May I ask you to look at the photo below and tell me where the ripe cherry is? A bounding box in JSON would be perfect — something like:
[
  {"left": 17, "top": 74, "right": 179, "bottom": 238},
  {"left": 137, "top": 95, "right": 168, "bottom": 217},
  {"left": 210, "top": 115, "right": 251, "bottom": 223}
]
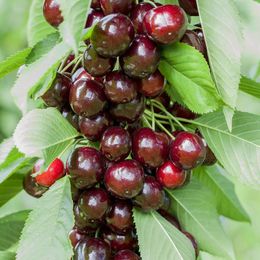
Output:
[
  {"left": 67, "top": 147, "right": 104, "bottom": 189},
  {"left": 85, "top": 8, "right": 104, "bottom": 29},
  {"left": 134, "top": 176, "right": 165, "bottom": 211},
  {"left": 143, "top": 4, "right": 188, "bottom": 45},
  {"left": 179, "top": 0, "right": 198, "bottom": 16},
  {"left": 104, "top": 71, "right": 137, "bottom": 104},
  {"left": 43, "top": 0, "right": 63, "bottom": 27},
  {"left": 156, "top": 161, "right": 186, "bottom": 189},
  {"left": 158, "top": 209, "right": 181, "bottom": 230},
  {"left": 183, "top": 231, "right": 199, "bottom": 257},
  {"left": 91, "top": 14, "right": 135, "bottom": 58},
  {"left": 170, "top": 132, "right": 206, "bottom": 170},
  {"left": 114, "top": 250, "right": 140, "bottom": 260},
  {"left": 91, "top": 0, "right": 101, "bottom": 10},
  {"left": 72, "top": 68, "right": 92, "bottom": 83},
  {"left": 105, "top": 160, "right": 144, "bottom": 199},
  {"left": 35, "top": 158, "right": 64, "bottom": 187},
  {"left": 170, "top": 102, "right": 197, "bottom": 120},
  {"left": 120, "top": 35, "right": 160, "bottom": 78},
  {"left": 160, "top": 193, "right": 171, "bottom": 212},
  {"left": 101, "top": 126, "right": 131, "bottom": 162},
  {"left": 69, "top": 79, "right": 107, "bottom": 118},
  {"left": 100, "top": 0, "right": 135, "bottom": 15},
  {"left": 132, "top": 128, "right": 169, "bottom": 168},
  {"left": 69, "top": 228, "right": 87, "bottom": 248},
  {"left": 61, "top": 107, "right": 79, "bottom": 130}
]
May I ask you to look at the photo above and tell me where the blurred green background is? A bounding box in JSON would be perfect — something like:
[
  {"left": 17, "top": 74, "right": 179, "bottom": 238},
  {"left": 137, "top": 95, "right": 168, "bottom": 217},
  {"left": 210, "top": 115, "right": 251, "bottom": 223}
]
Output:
[{"left": 0, "top": 0, "right": 259, "bottom": 259}]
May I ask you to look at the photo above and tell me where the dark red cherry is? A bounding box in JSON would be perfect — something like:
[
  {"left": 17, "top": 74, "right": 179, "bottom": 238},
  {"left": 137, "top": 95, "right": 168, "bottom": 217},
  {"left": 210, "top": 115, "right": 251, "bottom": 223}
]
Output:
[
  {"left": 114, "top": 250, "right": 140, "bottom": 260},
  {"left": 158, "top": 209, "right": 181, "bottom": 230},
  {"left": 132, "top": 128, "right": 169, "bottom": 168},
  {"left": 170, "top": 132, "right": 206, "bottom": 170},
  {"left": 63, "top": 54, "right": 75, "bottom": 73},
  {"left": 156, "top": 161, "right": 186, "bottom": 189},
  {"left": 91, "top": 14, "right": 135, "bottom": 58},
  {"left": 109, "top": 94, "right": 145, "bottom": 123},
  {"left": 83, "top": 45, "right": 116, "bottom": 77},
  {"left": 143, "top": 5, "right": 188, "bottom": 45},
  {"left": 42, "top": 73, "right": 71, "bottom": 108},
  {"left": 106, "top": 200, "right": 133, "bottom": 234},
  {"left": 138, "top": 70, "right": 165, "bottom": 98},
  {"left": 71, "top": 182, "right": 81, "bottom": 202},
  {"left": 170, "top": 102, "right": 197, "bottom": 120},
  {"left": 179, "top": 0, "right": 198, "bottom": 16},
  {"left": 134, "top": 176, "right": 165, "bottom": 211},
  {"left": 120, "top": 35, "right": 160, "bottom": 78},
  {"left": 74, "top": 238, "right": 111, "bottom": 260},
  {"left": 131, "top": 3, "right": 154, "bottom": 34},
  {"left": 159, "top": 193, "right": 171, "bottom": 212},
  {"left": 69, "top": 228, "right": 87, "bottom": 248},
  {"left": 61, "top": 107, "right": 79, "bottom": 130},
  {"left": 43, "top": 0, "right": 63, "bottom": 27},
  {"left": 127, "top": 120, "right": 142, "bottom": 135},
  {"left": 101, "top": 126, "right": 131, "bottom": 162},
  {"left": 104, "top": 71, "right": 137, "bottom": 104},
  {"left": 91, "top": 0, "right": 101, "bottom": 10},
  {"left": 85, "top": 8, "right": 104, "bottom": 28},
  {"left": 183, "top": 231, "right": 199, "bottom": 257},
  {"left": 69, "top": 79, "right": 107, "bottom": 118},
  {"left": 105, "top": 160, "right": 144, "bottom": 199},
  {"left": 100, "top": 0, "right": 135, "bottom": 15},
  {"left": 79, "top": 113, "right": 112, "bottom": 141},
  {"left": 72, "top": 68, "right": 92, "bottom": 83},
  {"left": 67, "top": 147, "right": 104, "bottom": 189}
]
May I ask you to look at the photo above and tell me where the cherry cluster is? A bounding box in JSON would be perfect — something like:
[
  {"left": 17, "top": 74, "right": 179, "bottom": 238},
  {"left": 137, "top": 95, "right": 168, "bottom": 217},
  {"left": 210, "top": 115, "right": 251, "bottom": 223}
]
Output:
[{"left": 22, "top": 0, "right": 217, "bottom": 259}]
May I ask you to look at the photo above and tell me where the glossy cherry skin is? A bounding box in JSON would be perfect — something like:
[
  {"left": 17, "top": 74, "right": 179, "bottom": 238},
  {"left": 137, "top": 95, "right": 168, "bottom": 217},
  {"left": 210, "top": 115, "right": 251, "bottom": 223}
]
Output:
[
  {"left": 67, "top": 147, "right": 104, "bottom": 189},
  {"left": 101, "top": 126, "right": 131, "bottom": 162},
  {"left": 72, "top": 68, "right": 92, "bottom": 84},
  {"left": 79, "top": 113, "right": 112, "bottom": 141},
  {"left": 109, "top": 94, "right": 145, "bottom": 123},
  {"left": 138, "top": 70, "right": 165, "bottom": 98},
  {"left": 69, "top": 79, "right": 107, "bottom": 118},
  {"left": 156, "top": 161, "right": 186, "bottom": 189},
  {"left": 179, "top": 0, "right": 198, "bottom": 16},
  {"left": 131, "top": 3, "right": 154, "bottom": 34},
  {"left": 85, "top": 8, "right": 104, "bottom": 28},
  {"left": 114, "top": 250, "right": 140, "bottom": 260},
  {"left": 100, "top": 0, "right": 135, "bottom": 15},
  {"left": 91, "top": 14, "right": 135, "bottom": 58},
  {"left": 106, "top": 200, "right": 133, "bottom": 234},
  {"left": 69, "top": 228, "right": 87, "bottom": 248},
  {"left": 120, "top": 35, "right": 160, "bottom": 79},
  {"left": 158, "top": 209, "right": 181, "bottom": 230},
  {"left": 43, "top": 0, "right": 63, "bottom": 27},
  {"left": 143, "top": 5, "right": 188, "bottom": 45},
  {"left": 183, "top": 231, "right": 199, "bottom": 257},
  {"left": 134, "top": 176, "right": 165, "bottom": 211},
  {"left": 35, "top": 159, "right": 65, "bottom": 187},
  {"left": 61, "top": 107, "right": 79, "bottom": 131},
  {"left": 42, "top": 73, "right": 71, "bottom": 108},
  {"left": 170, "top": 102, "right": 197, "bottom": 120},
  {"left": 91, "top": 0, "right": 101, "bottom": 10},
  {"left": 104, "top": 71, "right": 137, "bottom": 104},
  {"left": 170, "top": 132, "right": 206, "bottom": 170},
  {"left": 74, "top": 238, "right": 111, "bottom": 260},
  {"left": 132, "top": 128, "right": 169, "bottom": 168},
  {"left": 105, "top": 160, "right": 144, "bottom": 199}
]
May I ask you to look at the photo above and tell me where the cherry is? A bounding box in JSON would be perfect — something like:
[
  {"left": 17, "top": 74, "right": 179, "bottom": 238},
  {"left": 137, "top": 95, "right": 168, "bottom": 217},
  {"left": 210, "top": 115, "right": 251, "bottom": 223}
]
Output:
[
  {"left": 69, "top": 79, "right": 107, "bottom": 118},
  {"left": 170, "top": 102, "right": 197, "bottom": 120},
  {"left": 35, "top": 158, "right": 64, "bottom": 187},
  {"left": 71, "top": 182, "right": 81, "bottom": 202},
  {"left": 156, "top": 161, "right": 186, "bottom": 189},
  {"left": 114, "top": 250, "right": 140, "bottom": 260},
  {"left": 170, "top": 132, "right": 206, "bottom": 170},
  {"left": 143, "top": 5, "right": 188, "bottom": 45},
  {"left": 106, "top": 200, "right": 133, "bottom": 234},
  {"left": 67, "top": 147, "right": 104, "bottom": 189},
  {"left": 100, "top": 0, "right": 135, "bottom": 15},
  {"left": 158, "top": 209, "right": 181, "bottom": 230},
  {"left": 101, "top": 126, "right": 131, "bottom": 162},
  {"left": 61, "top": 107, "right": 79, "bottom": 131},
  {"left": 120, "top": 35, "right": 160, "bottom": 78},
  {"left": 43, "top": 0, "right": 63, "bottom": 27},
  {"left": 132, "top": 128, "right": 169, "bottom": 168},
  {"left": 104, "top": 71, "right": 137, "bottom": 104},
  {"left": 183, "top": 231, "right": 199, "bottom": 257},
  {"left": 160, "top": 193, "right": 171, "bottom": 212},
  {"left": 179, "top": 0, "right": 198, "bottom": 16},
  {"left": 72, "top": 68, "right": 92, "bottom": 83},
  {"left": 79, "top": 113, "right": 112, "bottom": 141},
  {"left": 109, "top": 94, "right": 145, "bottom": 123},
  {"left": 85, "top": 8, "right": 104, "bottom": 29},
  {"left": 127, "top": 120, "right": 142, "bottom": 135},
  {"left": 83, "top": 45, "right": 116, "bottom": 77},
  {"left": 42, "top": 73, "right": 71, "bottom": 108},
  {"left": 69, "top": 228, "right": 87, "bottom": 248},
  {"left": 138, "top": 70, "right": 165, "bottom": 98},
  {"left": 131, "top": 3, "right": 154, "bottom": 34},
  {"left": 105, "top": 160, "right": 144, "bottom": 199},
  {"left": 91, "top": 14, "right": 135, "bottom": 58},
  {"left": 91, "top": 0, "right": 101, "bottom": 10},
  {"left": 74, "top": 238, "right": 111, "bottom": 260},
  {"left": 153, "top": 92, "right": 171, "bottom": 113},
  {"left": 134, "top": 176, "right": 165, "bottom": 211},
  {"left": 63, "top": 54, "right": 75, "bottom": 73}
]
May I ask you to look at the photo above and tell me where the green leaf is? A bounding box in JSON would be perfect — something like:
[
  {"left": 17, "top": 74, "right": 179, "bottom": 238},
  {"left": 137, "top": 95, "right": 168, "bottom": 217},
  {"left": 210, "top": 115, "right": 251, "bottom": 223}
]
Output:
[
  {"left": 193, "top": 165, "right": 250, "bottom": 222},
  {"left": 196, "top": 111, "right": 260, "bottom": 187},
  {"left": 0, "top": 251, "right": 15, "bottom": 260},
  {"left": 239, "top": 76, "right": 260, "bottom": 99},
  {"left": 0, "top": 48, "right": 31, "bottom": 79},
  {"left": 222, "top": 106, "right": 234, "bottom": 132},
  {"left": 133, "top": 208, "right": 195, "bottom": 260},
  {"left": 11, "top": 42, "right": 71, "bottom": 113},
  {"left": 27, "top": 0, "right": 56, "bottom": 46},
  {"left": 167, "top": 179, "right": 234, "bottom": 258},
  {"left": 13, "top": 108, "right": 79, "bottom": 160},
  {"left": 159, "top": 43, "right": 220, "bottom": 114},
  {"left": 197, "top": 0, "right": 241, "bottom": 109},
  {"left": 57, "top": 0, "right": 91, "bottom": 53},
  {"left": 155, "top": 0, "right": 179, "bottom": 4},
  {"left": 0, "top": 211, "right": 29, "bottom": 251},
  {"left": 17, "top": 176, "right": 74, "bottom": 260}
]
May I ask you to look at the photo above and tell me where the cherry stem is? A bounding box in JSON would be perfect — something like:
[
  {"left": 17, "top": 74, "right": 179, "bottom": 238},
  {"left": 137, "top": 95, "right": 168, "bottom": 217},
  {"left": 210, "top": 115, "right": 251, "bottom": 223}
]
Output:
[
  {"left": 151, "top": 103, "right": 155, "bottom": 131},
  {"left": 60, "top": 55, "right": 82, "bottom": 74},
  {"left": 142, "top": 115, "right": 153, "bottom": 129}
]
